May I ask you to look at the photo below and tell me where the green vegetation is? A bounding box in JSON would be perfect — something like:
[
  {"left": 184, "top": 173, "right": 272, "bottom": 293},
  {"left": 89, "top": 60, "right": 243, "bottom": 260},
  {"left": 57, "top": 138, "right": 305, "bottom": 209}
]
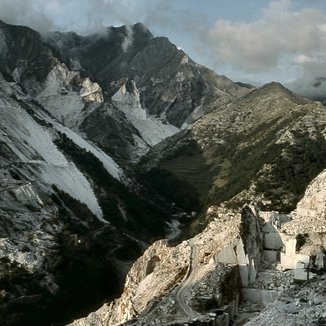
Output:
[
  {"left": 209, "top": 116, "right": 289, "bottom": 207},
  {"left": 255, "top": 130, "right": 326, "bottom": 211},
  {"left": 149, "top": 111, "right": 326, "bottom": 213},
  {"left": 141, "top": 168, "right": 201, "bottom": 212}
]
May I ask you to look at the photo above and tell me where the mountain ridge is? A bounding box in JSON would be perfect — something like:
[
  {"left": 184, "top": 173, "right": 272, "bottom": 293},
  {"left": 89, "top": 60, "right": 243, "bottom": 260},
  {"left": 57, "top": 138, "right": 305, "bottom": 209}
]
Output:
[
  {"left": 139, "top": 81, "right": 326, "bottom": 216},
  {"left": 46, "top": 22, "right": 250, "bottom": 128}
]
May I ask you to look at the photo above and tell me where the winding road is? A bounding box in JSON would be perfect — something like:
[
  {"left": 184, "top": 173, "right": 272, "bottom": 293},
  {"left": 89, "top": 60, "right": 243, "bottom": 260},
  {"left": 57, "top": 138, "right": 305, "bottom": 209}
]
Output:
[
  {"left": 174, "top": 241, "right": 201, "bottom": 322},
  {"left": 131, "top": 241, "right": 203, "bottom": 325}
]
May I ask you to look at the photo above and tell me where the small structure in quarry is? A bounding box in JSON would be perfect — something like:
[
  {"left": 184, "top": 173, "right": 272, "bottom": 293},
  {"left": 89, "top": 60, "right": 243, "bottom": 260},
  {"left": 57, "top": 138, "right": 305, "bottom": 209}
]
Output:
[{"left": 212, "top": 203, "right": 326, "bottom": 324}]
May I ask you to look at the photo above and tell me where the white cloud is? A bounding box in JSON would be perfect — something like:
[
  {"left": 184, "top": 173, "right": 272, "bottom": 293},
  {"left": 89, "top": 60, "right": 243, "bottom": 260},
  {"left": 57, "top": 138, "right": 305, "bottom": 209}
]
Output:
[
  {"left": 202, "top": 0, "right": 326, "bottom": 72},
  {"left": 45, "top": 0, "right": 64, "bottom": 14},
  {"left": 121, "top": 25, "right": 134, "bottom": 52},
  {"left": 0, "top": 0, "right": 55, "bottom": 33},
  {"left": 293, "top": 55, "right": 315, "bottom": 64},
  {"left": 287, "top": 57, "right": 326, "bottom": 99},
  {"left": 81, "top": 0, "right": 202, "bottom": 35}
]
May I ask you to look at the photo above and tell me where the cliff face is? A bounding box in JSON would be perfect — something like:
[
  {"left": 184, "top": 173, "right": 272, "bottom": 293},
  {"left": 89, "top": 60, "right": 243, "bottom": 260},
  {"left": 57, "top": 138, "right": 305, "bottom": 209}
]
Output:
[
  {"left": 70, "top": 205, "right": 262, "bottom": 325},
  {"left": 280, "top": 168, "right": 326, "bottom": 237},
  {"left": 295, "top": 169, "right": 326, "bottom": 220},
  {"left": 0, "top": 20, "right": 56, "bottom": 93}
]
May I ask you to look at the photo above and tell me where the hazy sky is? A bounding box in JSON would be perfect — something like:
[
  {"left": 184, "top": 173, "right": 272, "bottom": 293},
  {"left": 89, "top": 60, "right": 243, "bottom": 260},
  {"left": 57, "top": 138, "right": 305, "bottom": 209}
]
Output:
[{"left": 1, "top": 0, "right": 326, "bottom": 95}]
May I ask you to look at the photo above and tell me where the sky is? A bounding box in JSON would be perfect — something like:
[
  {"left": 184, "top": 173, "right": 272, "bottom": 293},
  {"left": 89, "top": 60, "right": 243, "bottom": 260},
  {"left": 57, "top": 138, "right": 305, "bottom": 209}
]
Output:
[{"left": 1, "top": 0, "right": 326, "bottom": 97}]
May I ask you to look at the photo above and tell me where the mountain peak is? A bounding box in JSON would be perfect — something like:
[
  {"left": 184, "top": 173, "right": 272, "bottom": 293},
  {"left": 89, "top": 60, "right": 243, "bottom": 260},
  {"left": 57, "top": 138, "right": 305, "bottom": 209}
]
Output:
[
  {"left": 252, "top": 81, "right": 313, "bottom": 105},
  {"left": 132, "top": 22, "right": 151, "bottom": 33},
  {"left": 262, "top": 81, "right": 285, "bottom": 89}
]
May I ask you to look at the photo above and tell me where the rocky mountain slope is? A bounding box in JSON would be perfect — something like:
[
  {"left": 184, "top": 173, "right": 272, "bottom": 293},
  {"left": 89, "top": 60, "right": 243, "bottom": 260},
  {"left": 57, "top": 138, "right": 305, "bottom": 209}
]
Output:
[
  {"left": 67, "top": 81, "right": 326, "bottom": 326},
  {"left": 47, "top": 23, "right": 250, "bottom": 127},
  {"left": 0, "top": 20, "right": 250, "bottom": 167},
  {"left": 140, "top": 82, "right": 326, "bottom": 216},
  {"left": 1, "top": 18, "right": 326, "bottom": 326},
  {"left": 0, "top": 67, "right": 180, "bottom": 325},
  {"left": 0, "top": 19, "right": 248, "bottom": 325},
  {"left": 46, "top": 23, "right": 250, "bottom": 163},
  {"left": 69, "top": 79, "right": 326, "bottom": 326}
]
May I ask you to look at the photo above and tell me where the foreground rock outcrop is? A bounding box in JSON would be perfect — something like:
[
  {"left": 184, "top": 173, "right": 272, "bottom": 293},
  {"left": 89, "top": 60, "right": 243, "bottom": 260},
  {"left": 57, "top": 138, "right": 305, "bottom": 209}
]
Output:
[
  {"left": 72, "top": 168, "right": 326, "bottom": 325},
  {"left": 244, "top": 169, "right": 326, "bottom": 326},
  {"left": 71, "top": 204, "right": 262, "bottom": 325}
]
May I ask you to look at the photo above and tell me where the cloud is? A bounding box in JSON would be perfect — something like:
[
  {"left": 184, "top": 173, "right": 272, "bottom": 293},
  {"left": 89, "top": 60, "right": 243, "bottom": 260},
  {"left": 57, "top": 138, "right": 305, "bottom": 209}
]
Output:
[
  {"left": 45, "top": 0, "right": 64, "bottom": 15},
  {"left": 121, "top": 25, "right": 134, "bottom": 52},
  {"left": 202, "top": 0, "right": 326, "bottom": 73},
  {"left": 80, "top": 0, "right": 204, "bottom": 36},
  {"left": 287, "top": 56, "right": 326, "bottom": 99},
  {"left": 0, "top": 0, "right": 203, "bottom": 41},
  {"left": 0, "top": 0, "right": 55, "bottom": 33},
  {"left": 81, "top": 0, "right": 141, "bottom": 33}
]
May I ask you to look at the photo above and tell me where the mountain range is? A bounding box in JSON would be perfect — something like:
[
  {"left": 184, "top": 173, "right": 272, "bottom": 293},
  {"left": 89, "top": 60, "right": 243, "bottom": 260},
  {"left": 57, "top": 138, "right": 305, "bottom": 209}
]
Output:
[{"left": 0, "top": 20, "right": 325, "bottom": 326}]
